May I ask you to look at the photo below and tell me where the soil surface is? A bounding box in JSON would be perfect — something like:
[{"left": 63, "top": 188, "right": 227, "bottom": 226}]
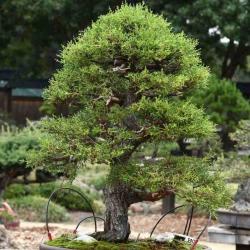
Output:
[{"left": 2, "top": 213, "right": 214, "bottom": 250}]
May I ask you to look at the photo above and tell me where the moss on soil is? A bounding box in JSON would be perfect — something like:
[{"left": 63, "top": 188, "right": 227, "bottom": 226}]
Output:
[{"left": 46, "top": 234, "right": 204, "bottom": 250}]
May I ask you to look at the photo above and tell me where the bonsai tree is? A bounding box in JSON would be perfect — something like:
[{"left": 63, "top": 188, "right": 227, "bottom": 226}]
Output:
[
  {"left": 0, "top": 123, "right": 39, "bottom": 195},
  {"left": 192, "top": 75, "right": 250, "bottom": 150},
  {"left": 29, "top": 4, "right": 229, "bottom": 242},
  {"left": 230, "top": 120, "right": 250, "bottom": 211}
]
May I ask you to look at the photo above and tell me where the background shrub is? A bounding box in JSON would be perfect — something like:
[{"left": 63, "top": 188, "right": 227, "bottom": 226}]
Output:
[
  {"left": 8, "top": 195, "right": 69, "bottom": 222},
  {"left": 4, "top": 182, "right": 103, "bottom": 212}
]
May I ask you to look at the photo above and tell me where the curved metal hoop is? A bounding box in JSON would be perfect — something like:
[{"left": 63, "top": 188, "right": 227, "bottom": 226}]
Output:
[
  {"left": 150, "top": 204, "right": 211, "bottom": 250},
  {"left": 45, "top": 187, "right": 97, "bottom": 240},
  {"left": 150, "top": 204, "right": 186, "bottom": 238},
  {"left": 183, "top": 206, "right": 194, "bottom": 236},
  {"left": 74, "top": 216, "right": 105, "bottom": 233}
]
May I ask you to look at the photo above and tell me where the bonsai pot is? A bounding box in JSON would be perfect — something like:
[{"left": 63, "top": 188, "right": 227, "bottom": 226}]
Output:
[{"left": 40, "top": 244, "right": 70, "bottom": 250}]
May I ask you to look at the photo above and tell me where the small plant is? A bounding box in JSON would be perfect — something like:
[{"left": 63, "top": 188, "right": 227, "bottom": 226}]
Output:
[{"left": 0, "top": 210, "right": 16, "bottom": 223}]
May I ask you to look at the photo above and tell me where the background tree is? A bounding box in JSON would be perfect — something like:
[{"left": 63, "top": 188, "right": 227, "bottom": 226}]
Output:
[
  {"left": 192, "top": 75, "right": 250, "bottom": 150},
  {"left": 1, "top": 0, "right": 249, "bottom": 80},
  {"left": 29, "top": 5, "right": 229, "bottom": 242},
  {"left": 147, "top": 0, "right": 250, "bottom": 79},
  {"left": 0, "top": 123, "right": 39, "bottom": 195},
  {"left": 227, "top": 120, "right": 250, "bottom": 211},
  {"left": 0, "top": 0, "right": 123, "bottom": 78}
]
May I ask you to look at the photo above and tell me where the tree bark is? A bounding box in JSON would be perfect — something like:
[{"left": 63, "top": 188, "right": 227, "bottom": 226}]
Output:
[
  {"left": 94, "top": 182, "right": 173, "bottom": 242},
  {"left": 94, "top": 183, "right": 130, "bottom": 242},
  {"left": 103, "top": 184, "right": 130, "bottom": 242}
]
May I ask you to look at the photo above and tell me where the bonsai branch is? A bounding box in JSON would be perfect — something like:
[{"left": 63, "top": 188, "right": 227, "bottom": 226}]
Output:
[{"left": 128, "top": 188, "right": 175, "bottom": 204}]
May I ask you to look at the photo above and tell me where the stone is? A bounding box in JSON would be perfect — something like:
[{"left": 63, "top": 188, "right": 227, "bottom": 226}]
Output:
[
  {"left": 129, "top": 203, "right": 144, "bottom": 213},
  {"left": 154, "top": 232, "right": 174, "bottom": 243},
  {"left": 74, "top": 234, "right": 97, "bottom": 243},
  {"left": 154, "top": 232, "right": 195, "bottom": 244}
]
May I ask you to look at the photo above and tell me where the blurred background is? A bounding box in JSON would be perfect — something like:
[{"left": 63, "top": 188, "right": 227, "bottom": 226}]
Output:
[{"left": 0, "top": 1, "right": 249, "bottom": 249}]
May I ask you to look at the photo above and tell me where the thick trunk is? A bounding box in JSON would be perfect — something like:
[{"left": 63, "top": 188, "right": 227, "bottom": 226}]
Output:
[
  {"left": 103, "top": 184, "right": 130, "bottom": 242},
  {"left": 94, "top": 182, "right": 173, "bottom": 242},
  {"left": 95, "top": 183, "right": 130, "bottom": 242}
]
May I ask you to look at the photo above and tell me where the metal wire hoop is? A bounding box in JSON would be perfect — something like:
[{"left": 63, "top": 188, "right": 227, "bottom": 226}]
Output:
[
  {"left": 74, "top": 216, "right": 105, "bottom": 233},
  {"left": 149, "top": 204, "right": 186, "bottom": 238},
  {"left": 45, "top": 187, "right": 97, "bottom": 240},
  {"left": 149, "top": 204, "right": 211, "bottom": 250}
]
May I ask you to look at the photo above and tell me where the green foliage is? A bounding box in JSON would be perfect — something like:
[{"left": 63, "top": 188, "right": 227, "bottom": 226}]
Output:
[
  {"left": 0, "top": 123, "right": 40, "bottom": 191},
  {"left": 230, "top": 120, "right": 250, "bottom": 149},
  {"left": 0, "top": 124, "right": 39, "bottom": 169},
  {"left": 3, "top": 183, "right": 27, "bottom": 198},
  {"left": 28, "top": 4, "right": 226, "bottom": 214},
  {"left": 47, "top": 235, "right": 204, "bottom": 250},
  {"left": 1, "top": 1, "right": 249, "bottom": 79},
  {"left": 75, "top": 164, "right": 108, "bottom": 191},
  {"left": 90, "top": 176, "right": 106, "bottom": 191},
  {"left": 0, "top": 211, "right": 16, "bottom": 223},
  {"left": 192, "top": 76, "right": 250, "bottom": 134},
  {"left": 4, "top": 182, "right": 103, "bottom": 212},
  {"left": 216, "top": 153, "right": 250, "bottom": 182},
  {"left": 214, "top": 120, "right": 250, "bottom": 183},
  {"left": 217, "top": 120, "right": 250, "bottom": 182},
  {"left": 8, "top": 195, "right": 69, "bottom": 222},
  {"left": 148, "top": 0, "right": 250, "bottom": 78},
  {"left": 29, "top": 4, "right": 212, "bottom": 168},
  {"left": 0, "top": 0, "right": 123, "bottom": 78},
  {"left": 120, "top": 156, "right": 231, "bottom": 213}
]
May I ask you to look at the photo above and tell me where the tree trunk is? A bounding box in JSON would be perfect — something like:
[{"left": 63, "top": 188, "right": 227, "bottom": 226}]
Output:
[
  {"left": 162, "top": 193, "right": 175, "bottom": 214},
  {"left": 0, "top": 175, "right": 11, "bottom": 196},
  {"left": 221, "top": 41, "right": 247, "bottom": 79},
  {"left": 95, "top": 183, "right": 130, "bottom": 242},
  {"left": 0, "top": 166, "right": 31, "bottom": 196},
  {"left": 93, "top": 181, "right": 173, "bottom": 242}
]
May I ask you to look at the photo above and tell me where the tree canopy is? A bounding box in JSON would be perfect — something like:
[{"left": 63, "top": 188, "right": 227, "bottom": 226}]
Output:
[{"left": 28, "top": 6, "right": 229, "bottom": 241}]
